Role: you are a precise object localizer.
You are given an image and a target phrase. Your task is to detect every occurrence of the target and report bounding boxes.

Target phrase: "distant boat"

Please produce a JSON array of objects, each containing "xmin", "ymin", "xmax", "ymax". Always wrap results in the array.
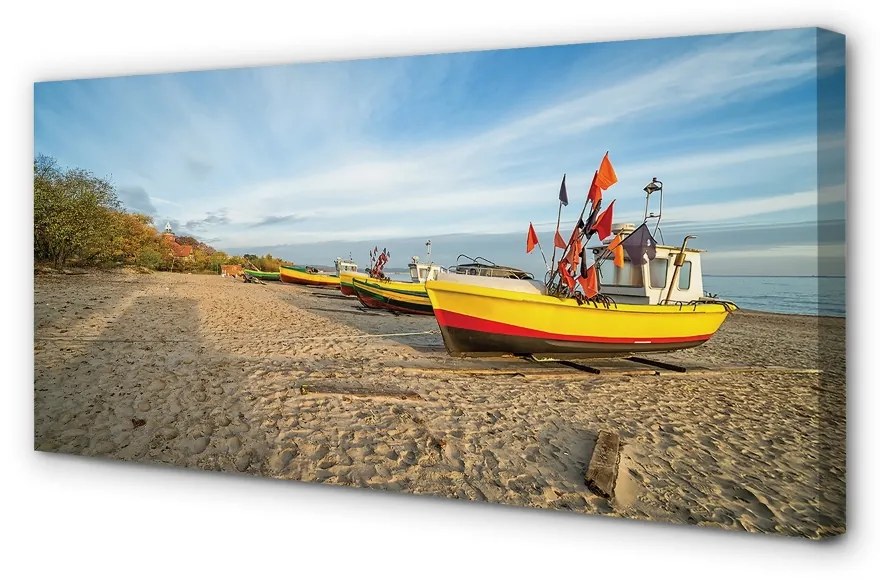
[
  {"xmin": 279, "ymin": 264, "xmax": 340, "ymax": 288},
  {"xmin": 351, "ymin": 276, "xmax": 435, "ymax": 315},
  {"xmin": 243, "ymin": 269, "xmax": 280, "ymax": 281},
  {"xmin": 351, "ymin": 248, "xmax": 443, "ymax": 315},
  {"xmin": 334, "ymin": 256, "xmax": 366, "ymax": 296}
]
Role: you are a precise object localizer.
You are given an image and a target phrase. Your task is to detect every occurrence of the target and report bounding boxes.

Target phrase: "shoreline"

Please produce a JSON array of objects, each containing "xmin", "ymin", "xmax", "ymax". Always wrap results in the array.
[{"xmin": 33, "ymin": 270, "xmax": 846, "ymax": 538}]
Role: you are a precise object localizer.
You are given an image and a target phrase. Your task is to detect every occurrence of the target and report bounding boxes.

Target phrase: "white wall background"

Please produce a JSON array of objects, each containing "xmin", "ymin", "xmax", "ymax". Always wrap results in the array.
[{"xmin": 5, "ymin": 1, "xmax": 873, "ymax": 578}]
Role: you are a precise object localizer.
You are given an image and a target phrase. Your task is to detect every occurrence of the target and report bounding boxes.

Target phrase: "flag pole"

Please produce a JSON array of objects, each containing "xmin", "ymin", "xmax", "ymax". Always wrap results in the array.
[
  {"xmin": 536, "ymin": 239, "xmax": 550, "ymax": 273},
  {"xmin": 549, "ymin": 200, "xmax": 563, "ymax": 268},
  {"xmin": 549, "ymin": 173, "xmax": 567, "ymax": 269}
]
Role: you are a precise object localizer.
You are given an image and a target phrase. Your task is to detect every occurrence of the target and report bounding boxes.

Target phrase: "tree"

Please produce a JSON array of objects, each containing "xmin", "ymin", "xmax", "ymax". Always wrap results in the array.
[
  {"xmin": 106, "ymin": 212, "xmax": 160, "ymax": 265},
  {"xmin": 34, "ymin": 155, "xmax": 121, "ymax": 268}
]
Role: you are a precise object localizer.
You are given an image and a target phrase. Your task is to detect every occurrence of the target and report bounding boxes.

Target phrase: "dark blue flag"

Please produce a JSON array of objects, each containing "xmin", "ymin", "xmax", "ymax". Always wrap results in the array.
[
  {"xmin": 622, "ymin": 224, "xmax": 657, "ymax": 266},
  {"xmin": 559, "ymin": 174, "xmax": 568, "ymax": 206},
  {"xmin": 582, "ymin": 200, "xmax": 601, "ymax": 236},
  {"xmin": 580, "ymin": 246, "xmax": 591, "ymax": 278}
]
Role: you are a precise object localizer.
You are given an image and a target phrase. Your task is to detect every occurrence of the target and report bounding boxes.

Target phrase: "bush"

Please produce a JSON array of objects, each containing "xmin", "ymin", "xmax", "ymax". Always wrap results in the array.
[{"xmin": 136, "ymin": 247, "xmax": 165, "ymax": 270}]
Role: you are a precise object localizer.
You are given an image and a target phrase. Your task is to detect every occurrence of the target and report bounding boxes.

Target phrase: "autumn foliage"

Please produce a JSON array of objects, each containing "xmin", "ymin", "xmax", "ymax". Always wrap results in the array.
[{"xmin": 33, "ymin": 155, "xmax": 285, "ymax": 273}]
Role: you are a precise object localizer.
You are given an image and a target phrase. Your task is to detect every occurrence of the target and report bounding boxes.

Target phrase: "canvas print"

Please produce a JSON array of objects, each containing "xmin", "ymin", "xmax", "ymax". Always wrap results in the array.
[{"xmin": 33, "ymin": 27, "xmax": 845, "ymax": 538}]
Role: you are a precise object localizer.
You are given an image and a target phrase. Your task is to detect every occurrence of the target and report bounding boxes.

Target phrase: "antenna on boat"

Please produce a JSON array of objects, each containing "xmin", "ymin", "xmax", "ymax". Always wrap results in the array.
[
  {"xmin": 426, "ymin": 239, "xmax": 432, "ymax": 262},
  {"xmin": 643, "ymin": 177, "xmax": 665, "ymax": 244}
]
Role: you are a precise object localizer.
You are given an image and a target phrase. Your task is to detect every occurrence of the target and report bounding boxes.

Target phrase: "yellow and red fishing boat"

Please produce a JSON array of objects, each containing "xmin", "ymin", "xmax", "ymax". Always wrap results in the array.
[
  {"xmin": 279, "ymin": 264, "xmax": 340, "ymax": 288},
  {"xmin": 425, "ymin": 167, "xmax": 737, "ymax": 357},
  {"xmin": 426, "ymin": 277, "xmax": 736, "ymax": 357}
]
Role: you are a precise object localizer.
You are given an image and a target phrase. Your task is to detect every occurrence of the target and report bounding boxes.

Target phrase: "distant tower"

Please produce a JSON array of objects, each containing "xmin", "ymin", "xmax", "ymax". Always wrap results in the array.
[{"xmin": 163, "ymin": 222, "xmax": 175, "ymax": 242}]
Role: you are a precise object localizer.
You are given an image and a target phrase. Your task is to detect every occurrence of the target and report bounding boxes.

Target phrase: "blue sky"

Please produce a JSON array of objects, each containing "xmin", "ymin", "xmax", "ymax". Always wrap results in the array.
[{"xmin": 34, "ymin": 27, "xmax": 845, "ymax": 276}]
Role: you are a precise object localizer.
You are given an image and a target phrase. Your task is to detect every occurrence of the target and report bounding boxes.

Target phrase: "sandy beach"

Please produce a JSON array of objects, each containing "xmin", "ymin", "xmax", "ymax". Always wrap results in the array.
[{"xmin": 33, "ymin": 269, "xmax": 846, "ymax": 538}]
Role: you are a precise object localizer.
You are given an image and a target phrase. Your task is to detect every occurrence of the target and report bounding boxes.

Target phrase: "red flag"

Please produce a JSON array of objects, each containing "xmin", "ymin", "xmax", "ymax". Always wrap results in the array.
[
  {"xmin": 578, "ymin": 265, "xmax": 599, "ymax": 299},
  {"xmin": 526, "ymin": 222, "xmax": 539, "ymax": 254},
  {"xmin": 558, "ymin": 261, "xmax": 576, "ymax": 291},
  {"xmin": 587, "ymin": 170, "xmax": 602, "ymax": 206},
  {"xmin": 590, "ymin": 200, "xmax": 615, "ymax": 241},
  {"xmin": 554, "ymin": 230, "xmax": 566, "ymax": 249},
  {"xmin": 608, "ymin": 233, "xmax": 624, "ymax": 268},
  {"xmin": 595, "ymin": 152, "xmax": 618, "ymax": 190}
]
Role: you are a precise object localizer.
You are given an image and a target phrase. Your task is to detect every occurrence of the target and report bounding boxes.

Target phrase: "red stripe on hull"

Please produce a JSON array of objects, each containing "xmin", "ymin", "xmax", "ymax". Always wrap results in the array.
[
  {"xmin": 340, "ymin": 284, "xmax": 355, "ymax": 296},
  {"xmin": 433, "ymin": 309, "xmax": 713, "ymax": 345}
]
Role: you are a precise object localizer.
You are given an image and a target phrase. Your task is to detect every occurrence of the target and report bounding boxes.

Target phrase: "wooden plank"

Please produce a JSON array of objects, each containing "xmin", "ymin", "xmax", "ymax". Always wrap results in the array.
[
  {"xmin": 585, "ymin": 430, "xmax": 620, "ymax": 499},
  {"xmin": 627, "ymin": 356, "xmax": 688, "ymax": 372}
]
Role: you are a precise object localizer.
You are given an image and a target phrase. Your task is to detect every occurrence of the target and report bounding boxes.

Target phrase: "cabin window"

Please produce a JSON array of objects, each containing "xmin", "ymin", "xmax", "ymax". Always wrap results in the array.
[
  {"xmin": 649, "ymin": 258, "xmax": 669, "ymax": 288},
  {"xmin": 678, "ymin": 261, "xmax": 692, "ymax": 290},
  {"xmin": 409, "ymin": 265, "xmax": 419, "ymax": 280},
  {"xmin": 598, "ymin": 258, "xmax": 643, "ymax": 288}
]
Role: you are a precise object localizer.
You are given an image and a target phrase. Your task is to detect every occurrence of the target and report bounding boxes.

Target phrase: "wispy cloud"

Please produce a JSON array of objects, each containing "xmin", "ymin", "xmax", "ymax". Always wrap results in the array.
[
  {"xmin": 249, "ymin": 214, "xmax": 309, "ymax": 228},
  {"xmin": 183, "ymin": 208, "xmax": 230, "ymax": 230},
  {"xmin": 117, "ymin": 186, "xmax": 158, "ymax": 216}
]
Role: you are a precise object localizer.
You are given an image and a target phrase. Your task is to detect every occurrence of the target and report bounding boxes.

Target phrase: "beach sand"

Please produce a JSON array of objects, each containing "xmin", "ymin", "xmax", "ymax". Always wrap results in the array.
[{"xmin": 33, "ymin": 270, "xmax": 846, "ymax": 538}]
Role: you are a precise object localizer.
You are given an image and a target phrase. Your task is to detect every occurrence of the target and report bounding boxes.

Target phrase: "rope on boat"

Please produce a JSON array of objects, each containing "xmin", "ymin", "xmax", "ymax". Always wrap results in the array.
[{"xmin": 34, "ymin": 330, "xmax": 439, "ymax": 344}]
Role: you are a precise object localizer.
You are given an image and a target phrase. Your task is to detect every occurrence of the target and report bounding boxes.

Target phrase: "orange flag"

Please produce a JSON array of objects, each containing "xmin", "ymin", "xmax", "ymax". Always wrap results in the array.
[
  {"xmin": 558, "ymin": 261, "xmax": 576, "ymax": 291},
  {"xmin": 590, "ymin": 200, "xmax": 615, "ymax": 241},
  {"xmin": 608, "ymin": 234, "xmax": 625, "ymax": 268},
  {"xmin": 565, "ymin": 236, "xmax": 582, "ymax": 271},
  {"xmin": 526, "ymin": 222, "xmax": 539, "ymax": 254},
  {"xmin": 595, "ymin": 152, "xmax": 618, "ymax": 190},
  {"xmin": 569, "ymin": 222, "xmax": 581, "ymax": 245},
  {"xmin": 578, "ymin": 265, "xmax": 599, "ymax": 299},
  {"xmin": 587, "ymin": 170, "xmax": 602, "ymax": 205},
  {"xmin": 554, "ymin": 230, "xmax": 566, "ymax": 249}
]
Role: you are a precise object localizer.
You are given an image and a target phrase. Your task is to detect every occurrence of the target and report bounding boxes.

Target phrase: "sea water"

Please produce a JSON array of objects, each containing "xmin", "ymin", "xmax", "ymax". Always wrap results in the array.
[
  {"xmin": 704, "ymin": 276, "xmax": 846, "ymax": 317},
  {"xmin": 386, "ymin": 271, "xmax": 846, "ymax": 317}
]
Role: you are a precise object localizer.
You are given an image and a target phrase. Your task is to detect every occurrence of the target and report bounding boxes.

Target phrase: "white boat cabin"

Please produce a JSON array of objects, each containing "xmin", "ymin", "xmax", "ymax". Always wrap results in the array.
[
  {"xmin": 592, "ymin": 224, "xmax": 705, "ymax": 306},
  {"xmin": 335, "ymin": 257, "xmax": 359, "ymax": 275},
  {"xmin": 408, "ymin": 256, "xmax": 443, "ymax": 283}
]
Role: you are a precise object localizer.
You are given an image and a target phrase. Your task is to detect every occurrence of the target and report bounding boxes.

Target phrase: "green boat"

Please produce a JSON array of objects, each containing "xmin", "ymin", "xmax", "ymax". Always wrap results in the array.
[{"xmin": 244, "ymin": 269, "xmax": 280, "ymax": 281}]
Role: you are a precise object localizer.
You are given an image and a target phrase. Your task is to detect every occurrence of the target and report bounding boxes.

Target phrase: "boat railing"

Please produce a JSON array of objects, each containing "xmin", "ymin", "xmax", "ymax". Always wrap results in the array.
[
  {"xmin": 452, "ymin": 254, "xmax": 534, "ymax": 280},
  {"xmin": 455, "ymin": 254, "xmax": 498, "ymax": 267}
]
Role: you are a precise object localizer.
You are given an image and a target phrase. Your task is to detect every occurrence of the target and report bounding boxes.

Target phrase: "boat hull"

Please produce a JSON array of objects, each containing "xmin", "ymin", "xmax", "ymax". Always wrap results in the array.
[
  {"xmin": 339, "ymin": 271, "xmax": 368, "ymax": 296},
  {"xmin": 244, "ymin": 269, "xmax": 280, "ymax": 281},
  {"xmin": 425, "ymin": 279, "xmax": 735, "ymax": 358},
  {"xmin": 351, "ymin": 277, "xmax": 434, "ymax": 315},
  {"xmin": 279, "ymin": 265, "xmax": 340, "ymax": 288}
]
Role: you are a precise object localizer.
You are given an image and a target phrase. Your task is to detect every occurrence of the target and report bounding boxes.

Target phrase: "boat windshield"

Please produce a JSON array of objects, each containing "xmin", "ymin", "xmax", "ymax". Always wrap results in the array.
[{"xmin": 598, "ymin": 258, "xmax": 643, "ymax": 288}]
